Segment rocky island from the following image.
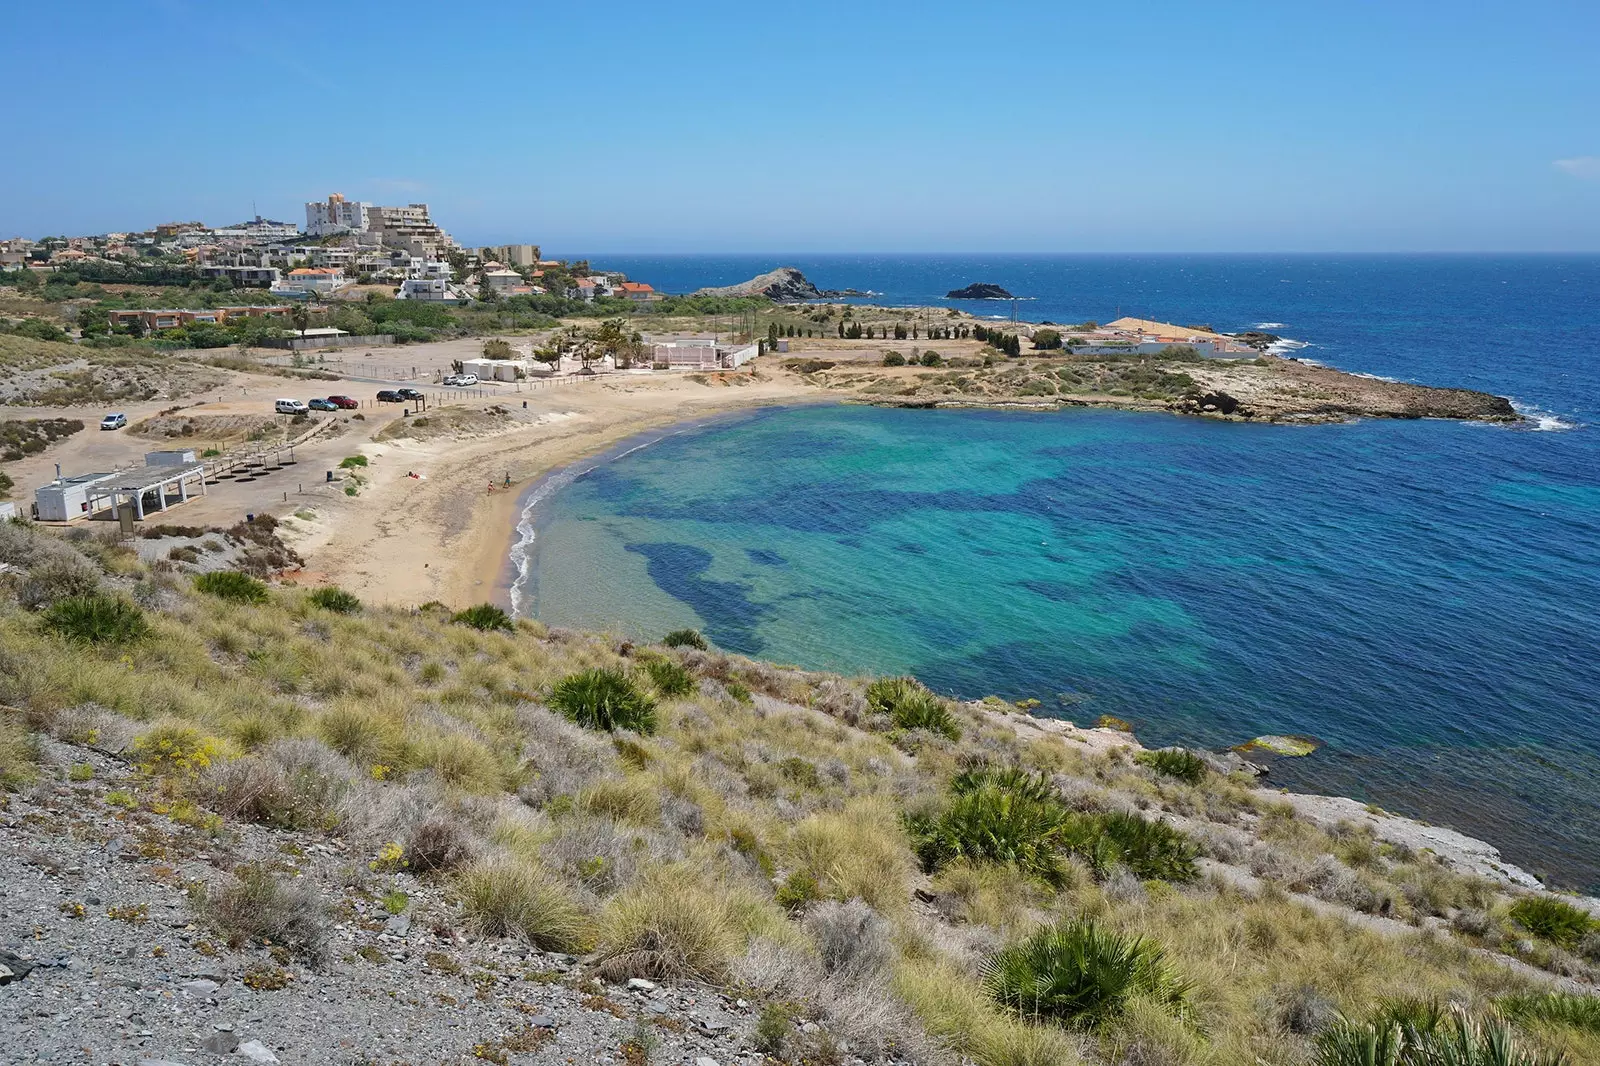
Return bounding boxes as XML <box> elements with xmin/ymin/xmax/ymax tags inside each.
<box><xmin>945</xmin><ymin>282</ymin><xmax>1014</xmax><ymax>299</ymax></box>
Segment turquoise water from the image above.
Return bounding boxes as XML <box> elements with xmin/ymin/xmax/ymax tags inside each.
<box><xmin>516</xmin><ymin>255</ymin><xmax>1600</xmax><ymax>889</ymax></box>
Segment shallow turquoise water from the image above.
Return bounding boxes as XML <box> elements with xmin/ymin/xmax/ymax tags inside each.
<box><xmin>515</xmin><ymin>255</ymin><xmax>1600</xmax><ymax>889</ymax></box>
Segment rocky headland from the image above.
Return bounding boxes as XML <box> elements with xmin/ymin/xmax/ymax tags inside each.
<box><xmin>693</xmin><ymin>267</ymin><xmax>821</xmax><ymax>302</ymax></box>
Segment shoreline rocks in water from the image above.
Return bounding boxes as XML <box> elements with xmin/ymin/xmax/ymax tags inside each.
<box><xmin>946</xmin><ymin>282</ymin><xmax>1014</xmax><ymax>300</ymax></box>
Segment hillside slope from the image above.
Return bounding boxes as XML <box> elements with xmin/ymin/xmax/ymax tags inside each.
<box><xmin>1</xmin><ymin>521</ymin><xmax>1598</xmax><ymax>1066</ymax></box>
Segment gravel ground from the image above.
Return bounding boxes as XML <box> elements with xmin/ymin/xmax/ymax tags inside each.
<box><xmin>0</xmin><ymin>742</ymin><xmax>786</xmax><ymax>1066</ymax></box>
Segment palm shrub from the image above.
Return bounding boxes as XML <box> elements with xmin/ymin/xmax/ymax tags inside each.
<box><xmin>451</xmin><ymin>603</ymin><xmax>512</xmax><ymax>632</ymax></box>
<box><xmin>952</xmin><ymin>765</ymin><xmax>1058</xmax><ymax>803</ymax></box>
<box><xmin>638</xmin><ymin>655</ymin><xmax>696</xmax><ymax>698</ymax></box>
<box><xmin>194</xmin><ymin>570</ymin><xmax>268</xmax><ymax>604</ymax></box>
<box><xmin>42</xmin><ymin>594</ymin><xmax>149</xmax><ymax>645</ymax></box>
<box><xmin>982</xmin><ymin>918</ymin><xmax>1193</xmax><ymax>1030</ymax></box>
<box><xmin>1136</xmin><ymin>748</ymin><xmax>1209</xmax><ymax>785</ymax></box>
<box><xmin>1086</xmin><ymin>811</ymin><xmax>1200</xmax><ymax>883</ymax></box>
<box><xmin>307</xmin><ymin>586</ymin><xmax>361</xmax><ymax>614</ymax></box>
<box><xmin>1508</xmin><ymin>896</ymin><xmax>1595</xmax><ymax>949</ymax></box>
<box><xmin>549</xmin><ymin>669</ymin><xmax>658</xmax><ymax>734</ymax></box>
<box><xmin>912</xmin><ymin>786</ymin><xmax>1073</xmax><ymax>883</ymax></box>
<box><xmin>661</xmin><ymin>628</ymin><xmax>708</xmax><ymax>650</ymax></box>
<box><xmin>1313</xmin><ymin>1005</ymin><xmax>1566</xmax><ymax>1066</ymax></box>
<box><xmin>866</xmin><ymin>676</ymin><xmax>961</xmax><ymax>740</ymax></box>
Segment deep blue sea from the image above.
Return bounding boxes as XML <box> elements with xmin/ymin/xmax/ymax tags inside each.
<box><xmin>517</xmin><ymin>255</ymin><xmax>1600</xmax><ymax>890</ymax></box>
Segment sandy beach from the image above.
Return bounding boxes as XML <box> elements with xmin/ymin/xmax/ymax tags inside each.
<box><xmin>285</xmin><ymin>363</ymin><xmax>823</xmax><ymax>610</ymax></box>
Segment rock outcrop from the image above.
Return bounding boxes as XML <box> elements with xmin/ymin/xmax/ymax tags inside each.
<box><xmin>693</xmin><ymin>267</ymin><xmax>821</xmax><ymax>302</ymax></box>
<box><xmin>946</xmin><ymin>283</ymin><xmax>1014</xmax><ymax>300</ymax></box>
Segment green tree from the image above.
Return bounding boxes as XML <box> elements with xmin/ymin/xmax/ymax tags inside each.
<box><xmin>290</xmin><ymin>304</ymin><xmax>310</xmax><ymax>338</ymax></box>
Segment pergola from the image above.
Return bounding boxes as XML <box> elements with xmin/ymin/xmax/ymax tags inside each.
<box><xmin>85</xmin><ymin>462</ymin><xmax>208</xmax><ymax>521</ymax></box>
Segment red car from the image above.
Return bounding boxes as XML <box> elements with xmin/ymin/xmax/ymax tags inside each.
<box><xmin>326</xmin><ymin>395</ymin><xmax>359</xmax><ymax>409</ymax></box>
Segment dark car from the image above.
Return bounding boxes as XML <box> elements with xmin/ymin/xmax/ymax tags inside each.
<box><xmin>397</xmin><ymin>387</ymin><xmax>425</xmax><ymax>401</ymax></box>
<box><xmin>327</xmin><ymin>395</ymin><xmax>358</xmax><ymax>409</ymax></box>
<box><xmin>308</xmin><ymin>398</ymin><xmax>338</xmax><ymax>411</ymax></box>
<box><xmin>376</xmin><ymin>390</ymin><xmax>404</xmax><ymax>403</ymax></box>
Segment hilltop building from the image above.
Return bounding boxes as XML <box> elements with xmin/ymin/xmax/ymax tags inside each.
<box><xmin>482</xmin><ymin>244</ymin><xmax>539</xmax><ymax>267</ymax></box>
<box><xmin>305</xmin><ymin>193</ymin><xmax>371</xmax><ymax>237</ymax></box>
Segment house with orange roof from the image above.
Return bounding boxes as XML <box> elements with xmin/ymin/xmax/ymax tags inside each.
<box><xmin>273</xmin><ymin>266</ymin><xmax>349</xmax><ymax>297</ymax></box>
<box><xmin>617</xmin><ymin>281</ymin><xmax>656</xmax><ymax>302</ymax></box>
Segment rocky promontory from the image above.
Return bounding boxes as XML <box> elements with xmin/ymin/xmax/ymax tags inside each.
<box><xmin>693</xmin><ymin>266</ymin><xmax>821</xmax><ymax>302</ymax></box>
<box><xmin>946</xmin><ymin>282</ymin><xmax>1014</xmax><ymax>299</ymax></box>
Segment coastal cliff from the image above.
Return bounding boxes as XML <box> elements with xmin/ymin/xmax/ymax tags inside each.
<box><xmin>693</xmin><ymin>266</ymin><xmax>822</xmax><ymax>302</ymax></box>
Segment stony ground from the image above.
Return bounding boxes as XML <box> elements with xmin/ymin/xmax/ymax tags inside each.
<box><xmin>0</xmin><ymin>741</ymin><xmax>788</xmax><ymax>1066</ymax></box>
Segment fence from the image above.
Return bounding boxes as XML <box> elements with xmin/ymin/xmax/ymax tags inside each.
<box><xmin>262</xmin><ymin>334</ymin><xmax>395</xmax><ymax>351</ymax></box>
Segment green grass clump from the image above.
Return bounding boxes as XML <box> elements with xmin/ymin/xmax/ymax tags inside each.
<box><xmin>639</xmin><ymin>655</ymin><xmax>696</xmax><ymax>698</ymax></box>
<box><xmin>866</xmin><ymin>676</ymin><xmax>961</xmax><ymax>740</ymax></box>
<box><xmin>549</xmin><ymin>668</ymin><xmax>658</xmax><ymax>734</ymax></box>
<box><xmin>338</xmin><ymin>455</ymin><xmax>368</xmax><ymax>469</ymax></box>
<box><xmin>194</xmin><ymin>570</ymin><xmax>269</xmax><ymax>604</ymax></box>
<box><xmin>1136</xmin><ymin>748</ymin><xmax>1209</xmax><ymax>785</ymax></box>
<box><xmin>0</xmin><ymin>711</ymin><xmax>38</xmax><ymax>790</ymax></box>
<box><xmin>1508</xmin><ymin>896</ymin><xmax>1595</xmax><ymax>949</ymax></box>
<box><xmin>455</xmin><ymin>857</ymin><xmax>585</xmax><ymax>951</ymax></box>
<box><xmin>1498</xmin><ymin>991</ymin><xmax>1600</xmax><ymax>1035</ymax></box>
<box><xmin>307</xmin><ymin>586</ymin><xmax>362</xmax><ymax>614</ymax></box>
<box><xmin>661</xmin><ymin>628</ymin><xmax>708</xmax><ymax>650</ymax></box>
<box><xmin>41</xmin><ymin>594</ymin><xmax>149</xmax><ymax>645</ymax></box>
<box><xmin>982</xmin><ymin>918</ymin><xmax>1193</xmax><ymax>1030</ymax></box>
<box><xmin>451</xmin><ymin>603</ymin><xmax>512</xmax><ymax>632</ymax></box>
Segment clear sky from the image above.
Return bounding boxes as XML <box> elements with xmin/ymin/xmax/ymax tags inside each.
<box><xmin>4</xmin><ymin>0</ymin><xmax>1599</xmax><ymax>252</ymax></box>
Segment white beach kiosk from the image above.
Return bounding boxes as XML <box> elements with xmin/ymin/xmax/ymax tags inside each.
<box><xmin>34</xmin><ymin>455</ymin><xmax>208</xmax><ymax>523</ymax></box>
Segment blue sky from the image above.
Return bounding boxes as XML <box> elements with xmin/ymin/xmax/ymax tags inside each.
<box><xmin>3</xmin><ymin>1</ymin><xmax>1598</xmax><ymax>251</ymax></box>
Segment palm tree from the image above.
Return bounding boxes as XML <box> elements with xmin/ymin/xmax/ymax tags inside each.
<box><xmin>290</xmin><ymin>304</ymin><xmax>310</xmax><ymax>338</ymax></box>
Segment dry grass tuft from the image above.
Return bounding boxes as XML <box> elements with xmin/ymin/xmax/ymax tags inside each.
<box><xmin>193</xmin><ymin>864</ymin><xmax>329</xmax><ymax>962</ymax></box>
<box><xmin>455</xmin><ymin>856</ymin><xmax>587</xmax><ymax>951</ymax></box>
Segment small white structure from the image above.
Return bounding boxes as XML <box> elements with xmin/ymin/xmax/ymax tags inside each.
<box><xmin>398</xmin><ymin>277</ymin><xmax>464</xmax><ymax>303</ymax></box>
<box><xmin>653</xmin><ymin>339</ymin><xmax>719</xmax><ymax>370</ymax></box>
<box><xmin>274</xmin><ymin>267</ymin><xmax>348</xmax><ymax>296</ymax></box>
<box><xmin>461</xmin><ymin>358</ymin><xmax>529</xmax><ymax>382</ymax></box>
<box><xmin>0</xmin><ymin>501</ymin><xmax>17</xmax><ymax>522</ymax></box>
<box><xmin>145</xmin><ymin>449</ymin><xmax>197</xmax><ymax>465</ymax></box>
<box><xmin>34</xmin><ymin>472</ymin><xmax>119</xmax><ymax>522</ymax></box>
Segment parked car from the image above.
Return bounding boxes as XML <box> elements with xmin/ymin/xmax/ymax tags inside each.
<box><xmin>451</xmin><ymin>373</ymin><xmax>479</xmax><ymax>386</ymax></box>
<box><xmin>397</xmin><ymin>388</ymin><xmax>425</xmax><ymax>401</ymax></box>
<box><xmin>376</xmin><ymin>389</ymin><xmax>403</xmax><ymax>403</ymax></box>
<box><xmin>441</xmin><ymin>374</ymin><xmax>461</xmax><ymax>386</ymax></box>
<box><xmin>274</xmin><ymin>398</ymin><xmax>309</xmax><ymax>414</ymax></box>
<box><xmin>308</xmin><ymin>398</ymin><xmax>338</xmax><ymax>411</ymax></box>
<box><xmin>326</xmin><ymin>395</ymin><xmax>359</xmax><ymax>409</ymax></box>
<box><xmin>100</xmin><ymin>413</ymin><xmax>127</xmax><ymax>431</ymax></box>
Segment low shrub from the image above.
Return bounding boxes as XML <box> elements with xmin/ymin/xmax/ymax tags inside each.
<box><xmin>19</xmin><ymin>559</ymin><xmax>100</xmax><ymax>610</ymax></box>
<box><xmin>451</xmin><ymin>603</ymin><xmax>512</xmax><ymax>632</ymax></box>
<box><xmin>1508</xmin><ymin>896</ymin><xmax>1596</xmax><ymax>950</ymax></box>
<box><xmin>308</xmin><ymin>586</ymin><xmax>362</xmax><ymax>614</ymax></box>
<box><xmin>549</xmin><ymin>669</ymin><xmax>658</xmax><ymax>734</ymax></box>
<box><xmin>803</xmin><ymin>898</ymin><xmax>896</xmax><ymax>979</ymax></box>
<box><xmin>791</xmin><ymin>802</ymin><xmax>916</xmax><ymax>913</ymax></box>
<box><xmin>194</xmin><ymin>570</ymin><xmax>268</xmax><ymax>603</ymax></box>
<box><xmin>639</xmin><ymin>655</ymin><xmax>696</xmax><ymax>698</ymax></box>
<box><xmin>866</xmin><ymin>676</ymin><xmax>960</xmax><ymax>740</ymax></box>
<box><xmin>455</xmin><ymin>857</ymin><xmax>585</xmax><ymax>950</ymax></box>
<box><xmin>981</xmin><ymin>918</ymin><xmax>1192</xmax><ymax>1030</ymax></box>
<box><xmin>41</xmin><ymin>594</ymin><xmax>149</xmax><ymax>645</ymax></box>
<box><xmin>1136</xmin><ymin>748</ymin><xmax>1209</xmax><ymax>785</ymax></box>
<box><xmin>952</xmin><ymin>766</ymin><xmax>1058</xmax><ymax>804</ymax></box>
<box><xmin>193</xmin><ymin>863</ymin><xmax>328</xmax><ymax>961</ymax></box>
<box><xmin>661</xmin><ymin>628</ymin><xmax>708</xmax><ymax>650</ymax></box>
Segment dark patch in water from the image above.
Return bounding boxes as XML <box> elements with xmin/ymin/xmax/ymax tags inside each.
<box><xmin>1018</xmin><ymin>580</ymin><xmax>1080</xmax><ymax>603</ymax></box>
<box><xmin>625</xmin><ymin>542</ymin><xmax>768</xmax><ymax>653</ymax></box>
<box><xmin>746</xmin><ymin>548</ymin><xmax>787</xmax><ymax>567</ymax></box>
<box><xmin>894</xmin><ymin>542</ymin><xmax>927</xmax><ymax>555</ymax></box>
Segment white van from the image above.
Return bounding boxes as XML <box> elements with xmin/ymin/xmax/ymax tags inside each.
<box><xmin>274</xmin><ymin>398</ymin><xmax>309</xmax><ymax>414</ymax></box>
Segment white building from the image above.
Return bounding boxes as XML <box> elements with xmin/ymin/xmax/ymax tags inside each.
<box><xmin>398</xmin><ymin>277</ymin><xmax>465</xmax><ymax>303</ymax></box>
<box><xmin>305</xmin><ymin>193</ymin><xmax>372</xmax><ymax>236</ymax></box>
<box><xmin>482</xmin><ymin>268</ymin><xmax>522</xmax><ymax>296</ymax></box>
<box><xmin>273</xmin><ymin>267</ymin><xmax>348</xmax><ymax>296</ymax></box>
<box><xmin>196</xmin><ymin>264</ymin><xmax>281</xmax><ymax>287</ymax></box>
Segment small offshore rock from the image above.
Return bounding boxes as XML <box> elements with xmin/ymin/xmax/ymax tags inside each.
<box><xmin>235</xmin><ymin>1039</ymin><xmax>279</xmax><ymax>1063</ymax></box>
